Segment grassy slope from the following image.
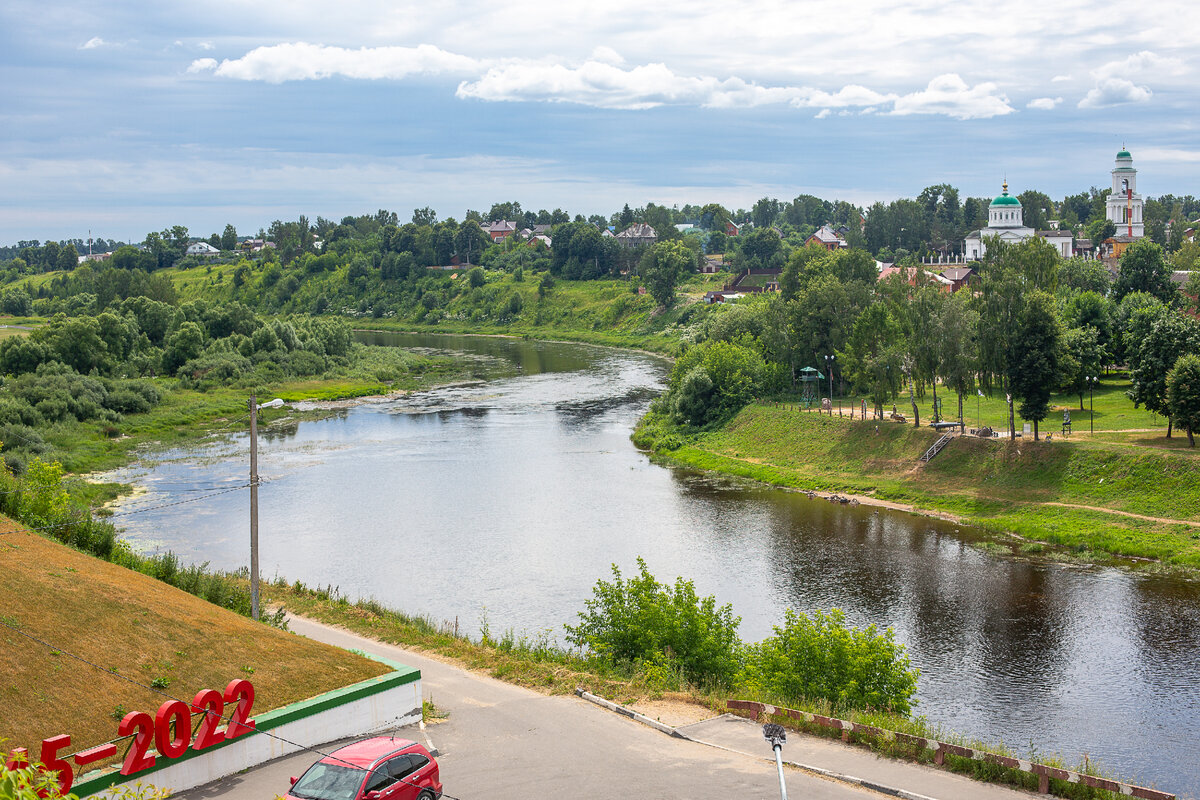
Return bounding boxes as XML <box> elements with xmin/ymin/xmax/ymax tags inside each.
<box><xmin>653</xmin><ymin>405</ymin><xmax>1200</xmax><ymax>567</ymax></box>
<box><xmin>0</xmin><ymin>519</ymin><xmax>389</xmax><ymax>757</ymax></box>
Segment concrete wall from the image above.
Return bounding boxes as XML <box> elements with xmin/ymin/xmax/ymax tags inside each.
<box><xmin>74</xmin><ymin>660</ymin><xmax>421</xmax><ymax>798</ymax></box>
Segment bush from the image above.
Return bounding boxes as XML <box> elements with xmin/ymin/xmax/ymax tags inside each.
<box><xmin>739</xmin><ymin>608</ymin><xmax>919</xmax><ymax>715</ymax></box>
<box><xmin>564</xmin><ymin>558</ymin><xmax>742</xmax><ymax>686</ymax></box>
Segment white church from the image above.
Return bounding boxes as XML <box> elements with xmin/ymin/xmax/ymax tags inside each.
<box><xmin>963</xmin><ymin>149</ymin><xmax>1146</xmax><ymax>261</ymax></box>
<box><xmin>963</xmin><ymin>181</ymin><xmax>1073</xmax><ymax>260</ymax></box>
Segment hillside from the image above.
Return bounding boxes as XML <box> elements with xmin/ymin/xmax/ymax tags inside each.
<box><xmin>643</xmin><ymin>405</ymin><xmax>1200</xmax><ymax>567</ymax></box>
<box><xmin>0</xmin><ymin>520</ymin><xmax>390</xmax><ymax>757</ymax></box>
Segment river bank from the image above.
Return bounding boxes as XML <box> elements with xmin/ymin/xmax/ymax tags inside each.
<box><xmin>635</xmin><ymin>404</ymin><xmax>1200</xmax><ymax>571</ymax></box>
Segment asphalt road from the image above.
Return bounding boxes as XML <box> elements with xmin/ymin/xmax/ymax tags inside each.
<box><xmin>172</xmin><ymin>616</ymin><xmax>879</xmax><ymax>800</ymax></box>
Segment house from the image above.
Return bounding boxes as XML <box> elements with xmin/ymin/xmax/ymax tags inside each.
<box><xmin>186</xmin><ymin>242</ymin><xmax>220</xmax><ymax>257</ymax></box>
<box><xmin>482</xmin><ymin>220</ymin><xmax>519</xmax><ymax>243</ymax></box>
<box><xmin>240</xmin><ymin>239</ymin><xmax>275</xmax><ymax>252</ymax></box>
<box><xmin>805</xmin><ymin>224</ymin><xmax>847</xmax><ymax>250</ymax></box>
<box><xmin>528</xmin><ymin>234</ymin><xmax>552</xmax><ymax>248</ymax></box>
<box><xmin>78</xmin><ymin>251</ymin><xmax>112</xmax><ymax>264</ymax></box>
<box><xmin>615</xmin><ymin>223</ymin><xmax>657</xmax><ymax>248</ymax></box>
<box><xmin>878</xmin><ymin>266</ymin><xmax>953</xmax><ymax>291</ymax></box>
<box><xmin>725</xmin><ymin>220</ymin><xmax>741</xmax><ymax>237</ymax></box>
<box><xmin>941</xmin><ymin>267</ymin><xmax>976</xmax><ymax>292</ymax></box>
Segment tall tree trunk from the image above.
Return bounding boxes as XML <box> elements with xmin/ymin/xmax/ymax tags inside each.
<box><xmin>1188</xmin><ymin>426</ymin><xmax>1195</xmax><ymax>447</ymax></box>
<box><xmin>1168</xmin><ymin>418</ymin><xmax>1173</xmax><ymax>439</ymax></box>
<box><xmin>958</xmin><ymin>390</ymin><xmax>964</xmax><ymax>425</ymax></box>
<box><xmin>1009</xmin><ymin>399</ymin><xmax>1016</xmax><ymax>440</ymax></box>
<box><xmin>1033</xmin><ymin>419</ymin><xmax>1039</xmax><ymax>441</ymax></box>
<box><xmin>910</xmin><ymin>378</ymin><xmax>919</xmax><ymax>427</ymax></box>
<box><xmin>932</xmin><ymin>382</ymin><xmax>939</xmax><ymax>423</ymax></box>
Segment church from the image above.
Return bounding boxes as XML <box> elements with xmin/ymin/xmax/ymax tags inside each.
<box><xmin>963</xmin><ymin>181</ymin><xmax>1073</xmax><ymax>260</ymax></box>
<box><xmin>1105</xmin><ymin>148</ymin><xmax>1144</xmax><ymax>238</ymax></box>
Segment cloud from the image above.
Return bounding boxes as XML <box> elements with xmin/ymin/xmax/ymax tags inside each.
<box><xmin>205</xmin><ymin>42</ymin><xmax>482</xmax><ymax>83</ymax></box>
<box><xmin>187</xmin><ymin>58</ymin><xmax>218</xmax><ymax>74</ymax></box>
<box><xmin>1078</xmin><ymin>78</ymin><xmax>1152</xmax><ymax>108</ymax></box>
<box><xmin>793</xmin><ymin>85</ymin><xmax>896</xmax><ymax>109</ymax></box>
<box><xmin>814</xmin><ymin>109</ymin><xmax>831</xmax><ymax>119</ymax></box>
<box><xmin>890</xmin><ymin>74</ymin><xmax>1014</xmax><ymax>120</ymax></box>
<box><xmin>1051</xmin><ymin>74</ymin><xmax>1072</xmax><ymax>82</ymax></box>
<box><xmin>198</xmin><ymin>42</ymin><xmax>214</xmax><ymax>51</ymax></box>
<box><xmin>1136</xmin><ymin>147</ymin><xmax>1200</xmax><ymax>163</ymax></box>
<box><xmin>1026</xmin><ymin>96</ymin><xmax>1062</xmax><ymax>110</ymax></box>
<box><xmin>1093</xmin><ymin>50</ymin><xmax>1185</xmax><ymax>81</ymax></box>
<box><xmin>80</xmin><ymin>37</ymin><xmax>106</xmax><ymax>50</ymax></box>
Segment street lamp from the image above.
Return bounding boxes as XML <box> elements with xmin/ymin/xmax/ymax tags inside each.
<box><xmin>824</xmin><ymin>354</ymin><xmax>836</xmax><ymax>415</ymax></box>
<box><xmin>763</xmin><ymin>724</ymin><xmax>789</xmax><ymax>800</ymax></box>
<box><xmin>1086</xmin><ymin>376</ymin><xmax>1098</xmax><ymax>435</ymax></box>
<box><xmin>249</xmin><ymin>396</ymin><xmax>285</xmax><ymax>620</ymax></box>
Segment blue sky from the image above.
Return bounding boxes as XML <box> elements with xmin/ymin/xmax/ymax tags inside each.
<box><xmin>2</xmin><ymin>0</ymin><xmax>1197</xmax><ymax>244</ymax></box>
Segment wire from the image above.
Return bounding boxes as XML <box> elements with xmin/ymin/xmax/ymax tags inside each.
<box><xmin>0</xmin><ymin>617</ymin><xmax>463</xmax><ymax>800</ymax></box>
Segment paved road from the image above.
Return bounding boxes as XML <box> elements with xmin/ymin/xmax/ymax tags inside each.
<box><xmin>174</xmin><ymin>616</ymin><xmax>878</xmax><ymax>800</ymax></box>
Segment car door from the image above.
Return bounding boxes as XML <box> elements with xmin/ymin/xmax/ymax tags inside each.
<box><xmin>384</xmin><ymin>754</ymin><xmax>419</xmax><ymax>799</ymax></box>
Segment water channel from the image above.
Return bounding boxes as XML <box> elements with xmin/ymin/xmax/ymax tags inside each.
<box><xmin>104</xmin><ymin>332</ymin><xmax>1200</xmax><ymax>795</ymax></box>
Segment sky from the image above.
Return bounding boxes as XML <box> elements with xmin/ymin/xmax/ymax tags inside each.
<box><xmin>2</xmin><ymin>0</ymin><xmax>1198</xmax><ymax>244</ymax></box>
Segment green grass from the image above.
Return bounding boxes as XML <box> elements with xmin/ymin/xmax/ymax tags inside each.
<box><xmin>639</xmin><ymin>404</ymin><xmax>1200</xmax><ymax>568</ymax></box>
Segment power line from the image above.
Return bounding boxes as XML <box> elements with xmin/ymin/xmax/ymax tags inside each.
<box><xmin>0</xmin><ymin>617</ymin><xmax>462</xmax><ymax>800</ymax></box>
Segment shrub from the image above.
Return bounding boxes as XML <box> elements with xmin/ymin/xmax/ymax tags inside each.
<box><xmin>564</xmin><ymin>558</ymin><xmax>742</xmax><ymax>686</ymax></box>
<box><xmin>739</xmin><ymin>608</ymin><xmax>919</xmax><ymax>715</ymax></box>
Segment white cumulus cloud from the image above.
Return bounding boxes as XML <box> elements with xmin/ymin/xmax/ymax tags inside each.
<box><xmin>188</xmin><ymin>58</ymin><xmax>219</xmax><ymax>74</ymax></box>
<box><xmin>80</xmin><ymin>37</ymin><xmax>106</xmax><ymax>50</ymax></box>
<box><xmin>1078</xmin><ymin>78</ymin><xmax>1152</xmax><ymax>108</ymax></box>
<box><xmin>890</xmin><ymin>74</ymin><xmax>1014</xmax><ymax>120</ymax></box>
<box><xmin>1026</xmin><ymin>96</ymin><xmax>1062</xmax><ymax>110</ymax></box>
<box><xmin>206</xmin><ymin>42</ymin><xmax>483</xmax><ymax>83</ymax></box>
<box><xmin>1093</xmin><ymin>50</ymin><xmax>1185</xmax><ymax>81</ymax></box>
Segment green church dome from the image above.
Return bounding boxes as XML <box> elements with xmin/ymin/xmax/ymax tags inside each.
<box><xmin>1117</xmin><ymin>149</ymin><xmax>1132</xmax><ymax>159</ymax></box>
<box><xmin>991</xmin><ymin>181</ymin><xmax>1021</xmax><ymax>206</ymax></box>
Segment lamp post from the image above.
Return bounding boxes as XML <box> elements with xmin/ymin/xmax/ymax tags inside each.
<box><xmin>824</xmin><ymin>354</ymin><xmax>836</xmax><ymax>415</ymax></box>
<box><xmin>763</xmin><ymin>724</ymin><xmax>789</xmax><ymax>800</ymax></box>
<box><xmin>248</xmin><ymin>396</ymin><xmax>285</xmax><ymax>620</ymax></box>
<box><xmin>1087</xmin><ymin>375</ymin><xmax>1098</xmax><ymax>435</ymax></box>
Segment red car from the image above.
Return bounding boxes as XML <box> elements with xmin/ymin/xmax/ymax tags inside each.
<box><xmin>284</xmin><ymin>736</ymin><xmax>442</xmax><ymax>800</ymax></box>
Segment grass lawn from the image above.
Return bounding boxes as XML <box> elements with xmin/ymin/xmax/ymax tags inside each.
<box><xmin>0</xmin><ymin>522</ymin><xmax>389</xmax><ymax>762</ymax></box>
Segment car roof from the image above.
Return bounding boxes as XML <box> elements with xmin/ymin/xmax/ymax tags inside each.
<box><xmin>323</xmin><ymin>737</ymin><xmax>420</xmax><ymax>769</ymax></box>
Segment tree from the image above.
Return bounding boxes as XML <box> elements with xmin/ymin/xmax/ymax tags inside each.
<box><xmin>220</xmin><ymin>223</ymin><xmax>238</xmax><ymax>250</ymax></box>
<box><xmin>1128</xmin><ymin>312</ymin><xmax>1200</xmax><ymax>437</ymax></box>
<box><xmin>1087</xmin><ymin>218</ymin><xmax>1116</xmax><ymax>249</ymax></box>
<box><xmin>842</xmin><ymin>304</ymin><xmax>903</xmax><ymax>418</ymax></box>
<box><xmin>1060</xmin><ymin>326</ymin><xmax>1104</xmax><ymax>409</ymax></box>
<box><xmin>707</xmin><ymin>230</ymin><xmax>727</xmax><ymax>254</ymax></box>
<box><xmin>1113</xmin><ymin>238</ymin><xmax>1177</xmax><ymax>304</ymax></box>
<box><xmin>639</xmin><ymin>240</ymin><xmax>693</xmax><ymax>307</ymax></box>
<box><xmin>1007</xmin><ymin>291</ymin><xmax>1062</xmax><ymax>439</ymax></box>
<box><xmin>1166</xmin><ymin>354</ymin><xmax>1200</xmax><ymax>446</ymax></box>
<box><xmin>618</xmin><ymin>203</ymin><xmax>635</xmax><ymax>228</ymax></box>
<box><xmin>1057</xmin><ymin>258</ymin><xmax>1112</xmax><ymax>295</ymax></box>
<box><xmin>487</xmin><ymin>201</ymin><xmax>522</xmax><ymax>221</ymax></box>
<box><xmin>937</xmin><ymin>291</ymin><xmax>979</xmax><ymax>423</ymax></box>
<box><xmin>409</xmin><ymin>206</ymin><xmax>436</xmax><ymax>227</ymax></box>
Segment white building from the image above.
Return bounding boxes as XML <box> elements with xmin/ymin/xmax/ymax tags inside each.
<box><xmin>1105</xmin><ymin>148</ymin><xmax>1144</xmax><ymax>239</ymax></box>
<box><xmin>186</xmin><ymin>241</ymin><xmax>221</xmax><ymax>257</ymax></box>
<box><xmin>963</xmin><ymin>182</ymin><xmax>1072</xmax><ymax>260</ymax></box>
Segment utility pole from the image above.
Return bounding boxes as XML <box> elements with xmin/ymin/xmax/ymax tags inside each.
<box><xmin>248</xmin><ymin>396</ymin><xmax>284</xmax><ymax>621</ymax></box>
<box><xmin>248</xmin><ymin>395</ymin><xmax>260</xmax><ymax>620</ymax></box>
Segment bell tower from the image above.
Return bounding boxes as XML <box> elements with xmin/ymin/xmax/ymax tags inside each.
<box><xmin>1105</xmin><ymin>147</ymin><xmax>1144</xmax><ymax>238</ymax></box>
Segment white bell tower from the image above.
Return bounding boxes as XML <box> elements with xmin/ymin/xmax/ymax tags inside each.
<box><xmin>1105</xmin><ymin>148</ymin><xmax>1144</xmax><ymax>238</ymax></box>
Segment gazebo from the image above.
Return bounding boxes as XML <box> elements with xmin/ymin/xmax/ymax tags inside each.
<box><xmin>798</xmin><ymin>366</ymin><xmax>825</xmax><ymax>408</ymax></box>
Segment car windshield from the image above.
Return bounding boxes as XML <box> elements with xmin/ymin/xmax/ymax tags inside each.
<box><xmin>289</xmin><ymin>762</ymin><xmax>367</xmax><ymax>800</ymax></box>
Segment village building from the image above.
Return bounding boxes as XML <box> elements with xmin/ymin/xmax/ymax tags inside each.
<box><xmin>963</xmin><ymin>182</ymin><xmax>1073</xmax><ymax>260</ymax></box>
<box><xmin>482</xmin><ymin>220</ymin><xmax>519</xmax><ymax>243</ymax></box>
<box><xmin>186</xmin><ymin>242</ymin><xmax>220</xmax><ymax>257</ymax></box>
<box><xmin>805</xmin><ymin>224</ymin><xmax>847</xmax><ymax>250</ymax></box>
<box><xmin>615</xmin><ymin>223</ymin><xmax>657</xmax><ymax>248</ymax></box>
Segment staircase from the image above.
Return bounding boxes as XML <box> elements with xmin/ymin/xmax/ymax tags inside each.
<box><xmin>919</xmin><ymin>434</ymin><xmax>954</xmax><ymax>463</ymax></box>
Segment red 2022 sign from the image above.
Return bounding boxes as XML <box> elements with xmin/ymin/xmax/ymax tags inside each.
<box><xmin>4</xmin><ymin>679</ymin><xmax>256</xmax><ymax>796</ymax></box>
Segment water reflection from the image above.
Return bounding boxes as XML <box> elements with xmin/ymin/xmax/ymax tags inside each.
<box><xmin>101</xmin><ymin>332</ymin><xmax>1200</xmax><ymax>795</ymax></box>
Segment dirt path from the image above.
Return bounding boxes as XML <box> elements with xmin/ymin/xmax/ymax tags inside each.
<box><xmin>1042</xmin><ymin>502</ymin><xmax>1200</xmax><ymax>527</ymax></box>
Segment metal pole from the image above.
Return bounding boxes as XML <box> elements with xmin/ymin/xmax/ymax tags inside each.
<box><xmin>249</xmin><ymin>395</ymin><xmax>260</xmax><ymax>621</ymax></box>
<box><xmin>763</xmin><ymin>724</ymin><xmax>788</xmax><ymax>800</ymax></box>
<box><xmin>772</xmin><ymin>744</ymin><xmax>788</xmax><ymax>800</ymax></box>
<box><xmin>1090</xmin><ymin>378</ymin><xmax>1095</xmax><ymax>436</ymax></box>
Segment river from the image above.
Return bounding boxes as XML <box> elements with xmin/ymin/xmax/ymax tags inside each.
<box><xmin>104</xmin><ymin>332</ymin><xmax>1200</xmax><ymax>796</ymax></box>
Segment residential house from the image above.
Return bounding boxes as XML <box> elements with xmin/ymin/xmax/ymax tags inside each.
<box><xmin>941</xmin><ymin>267</ymin><xmax>976</xmax><ymax>292</ymax></box>
<box><xmin>186</xmin><ymin>242</ymin><xmax>221</xmax><ymax>257</ymax></box>
<box><xmin>483</xmin><ymin>220</ymin><xmax>519</xmax><ymax>243</ymax></box>
<box><xmin>615</xmin><ymin>223</ymin><xmax>657</xmax><ymax>248</ymax></box>
<box><xmin>805</xmin><ymin>224</ymin><xmax>847</xmax><ymax>250</ymax></box>
<box><xmin>725</xmin><ymin>220</ymin><xmax>741</xmax><ymax>237</ymax></box>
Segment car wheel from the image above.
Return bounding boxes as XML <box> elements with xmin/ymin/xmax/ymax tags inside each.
<box><xmin>417</xmin><ymin>792</ymin><xmax>435</xmax><ymax>800</ymax></box>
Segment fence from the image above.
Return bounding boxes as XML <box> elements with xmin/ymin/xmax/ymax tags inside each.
<box><xmin>727</xmin><ymin>700</ymin><xmax>1174</xmax><ymax>800</ymax></box>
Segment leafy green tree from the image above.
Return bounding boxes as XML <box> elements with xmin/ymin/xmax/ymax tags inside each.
<box><xmin>1128</xmin><ymin>312</ymin><xmax>1200</xmax><ymax>437</ymax></box>
<box><xmin>565</xmin><ymin>558</ymin><xmax>742</xmax><ymax>686</ymax></box>
<box><xmin>841</xmin><ymin>303</ymin><xmax>903</xmax><ymax>418</ymax></box>
<box><xmin>779</xmin><ymin>243</ymin><xmax>831</xmax><ymax>300</ymax></box>
<box><xmin>1006</xmin><ymin>291</ymin><xmax>1062</xmax><ymax>439</ymax></box>
<box><xmin>707</xmin><ymin>230</ymin><xmax>727</xmax><ymax>254</ymax></box>
<box><xmin>1057</xmin><ymin>258</ymin><xmax>1112</xmax><ymax>294</ymax></box>
<box><xmin>618</xmin><ymin>203</ymin><xmax>635</xmax><ymax>228</ymax></box>
<box><xmin>1087</xmin><ymin>218</ymin><xmax>1117</xmax><ymax>249</ymax></box>
<box><xmin>739</xmin><ymin>608</ymin><xmax>919</xmax><ymax>715</ymax></box>
<box><xmin>162</xmin><ymin>320</ymin><xmax>206</xmax><ymax>374</ymax></box>
<box><xmin>639</xmin><ymin>240</ymin><xmax>693</xmax><ymax>307</ymax></box>
<box><xmin>1017</xmin><ymin>189</ymin><xmax>1053</xmax><ymax>232</ymax></box>
<box><xmin>220</xmin><ymin>223</ymin><xmax>238</xmax><ymax>251</ymax></box>
<box><xmin>1166</xmin><ymin>354</ymin><xmax>1200</xmax><ymax>446</ymax></box>
<box><xmin>733</xmin><ymin>227</ymin><xmax>785</xmax><ymax>271</ymax></box>
<box><xmin>411</xmin><ymin>206</ymin><xmax>438</xmax><ymax>226</ymax></box>
<box><xmin>1060</xmin><ymin>325</ymin><xmax>1104</xmax><ymax>409</ymax></box>
<box><xmin>937</xmin><ymin>291</ymin><xmax>979</xmax><ymax>423</ymax></box>
<box><xmin>1113</xmin><ymin>238</ymin><xmax>1177</xmax><ymax>304</ymax></box>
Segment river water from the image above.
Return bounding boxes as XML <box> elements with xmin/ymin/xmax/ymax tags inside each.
<box><xmin>105</xmin><ymin>332</ymin><xmax>1200</xmax><ymax>796</ymax></box>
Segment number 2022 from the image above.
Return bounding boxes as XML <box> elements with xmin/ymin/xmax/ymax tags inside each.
<box><xmin>119</xmin><ymin>679</ymin><xmax>257</xmax><ymax>775</ymax></box>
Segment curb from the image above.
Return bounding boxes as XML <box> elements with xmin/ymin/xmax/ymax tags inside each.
<box><xmin>573</xmin><ymin>690</ymin><xmax>938</xmax><ymax>800</ymax></box>
<box><xmin>418</xmin><ymin>720</ymin><xmax>440</xmax><ymax>758</ymax></box>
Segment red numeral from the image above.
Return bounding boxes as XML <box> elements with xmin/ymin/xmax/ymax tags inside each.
<box><xmin>118</xmin><ymin>712</ymin><xmax>156</xmax><ymax>775</ymax></box>
<box><xmin>223</xmin><ymin>679</ymin><xmax>256</xmax><ymax>739</ymax></box>
<box><xmin>40</xmin><ymin>735</ymin><xmax>73</xmax><ymax>796</ymax></box>
<box><xmin>5</xmin><ymin>747</ymin><xmax>29</xmax><ymax>770</ymax></box>
<box><xmin>73</xmin><ymin>743</ymin><xmax>118</xmax><ymax>768</ymax></box>
<box><xmin>191</xmin><ymin>689</ymin><xmax>225</xmax><ymax>751</ymax></box>
<box><xmin>154</xmin><ymin>701</ymin><xmax>191</xmax><ymax>759</ymax></box>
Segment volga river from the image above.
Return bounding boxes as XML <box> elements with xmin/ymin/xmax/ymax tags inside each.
<box><xmin>104</xmin><ymin>332</ymin><xmax>1200</xmax><ymax>797</ymax></box>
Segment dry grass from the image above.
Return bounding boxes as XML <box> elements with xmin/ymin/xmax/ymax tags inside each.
<box><xmin>0</xmin><ymin>520</ymin><xmax>389</xmax><ymax>760</ymax></box>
